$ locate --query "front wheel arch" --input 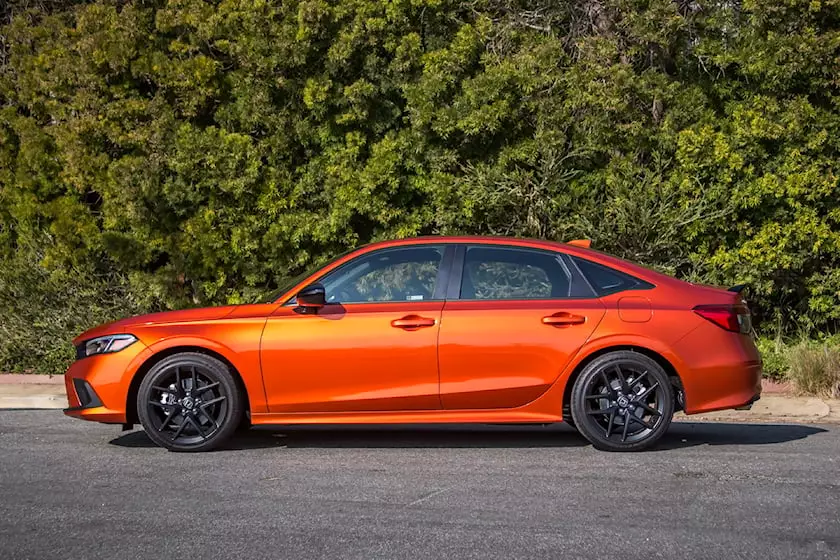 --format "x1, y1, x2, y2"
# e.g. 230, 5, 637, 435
126, 345, 250, 426
561, 345, 684, 422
